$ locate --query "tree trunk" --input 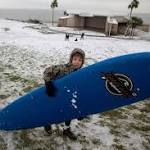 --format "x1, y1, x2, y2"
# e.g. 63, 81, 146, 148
124, 25, 130, 36
52, 8, 54, 26
124, 8, 133, 36
131, 27, 135, 38
129, 8, 133, 20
